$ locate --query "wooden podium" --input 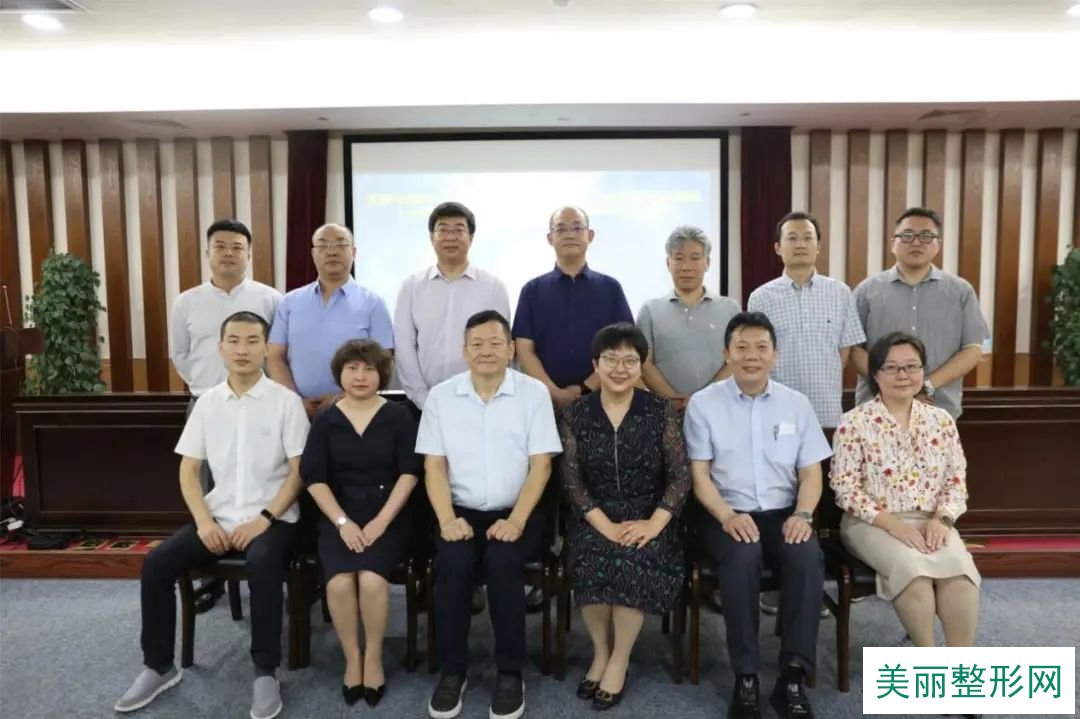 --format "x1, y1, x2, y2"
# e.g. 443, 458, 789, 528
1, 326, 43, 503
